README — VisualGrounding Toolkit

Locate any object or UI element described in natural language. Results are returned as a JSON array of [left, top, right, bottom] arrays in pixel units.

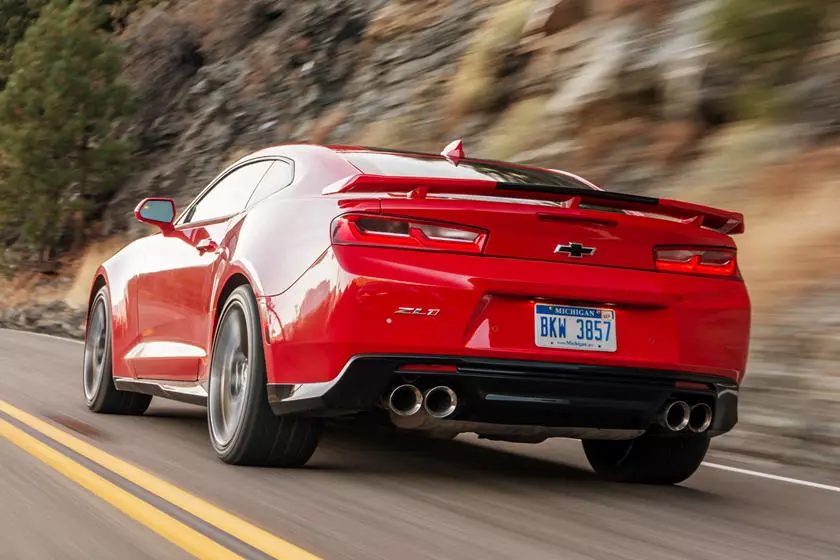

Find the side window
[[247, 160, 293, 208], [183, 161, 272, 224]]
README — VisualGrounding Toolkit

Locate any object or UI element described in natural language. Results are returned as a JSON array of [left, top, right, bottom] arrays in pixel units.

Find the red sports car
[[83, 142, 749, 484]]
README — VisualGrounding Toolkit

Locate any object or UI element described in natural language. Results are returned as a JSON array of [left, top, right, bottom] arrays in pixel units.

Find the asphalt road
[[1, 328, 839, 560]]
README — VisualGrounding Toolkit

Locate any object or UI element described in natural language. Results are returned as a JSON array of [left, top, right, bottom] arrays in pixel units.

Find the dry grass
[[0, 273, 60, 308], [480, 95, 552, 160], [353, 117, 420, 150], [447, 0, 533, 118], [64, 238, 134, 309], [0, 237, 130, 310]]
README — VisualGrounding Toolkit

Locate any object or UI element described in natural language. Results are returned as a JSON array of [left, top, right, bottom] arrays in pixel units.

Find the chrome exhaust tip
[[423, 386, 458, 419], [658, 401, 690, 432], [388, 384, 423, 417], [688, 403, 713, 433]]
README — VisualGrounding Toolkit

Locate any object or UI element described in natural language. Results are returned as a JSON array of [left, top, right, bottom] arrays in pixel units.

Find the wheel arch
[[87, 270, 108, 318], [214, 272, 253, 328], [208, 269, 276, 387]]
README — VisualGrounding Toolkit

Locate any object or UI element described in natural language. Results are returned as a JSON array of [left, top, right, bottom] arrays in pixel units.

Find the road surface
[[1, 328, 839, 560]]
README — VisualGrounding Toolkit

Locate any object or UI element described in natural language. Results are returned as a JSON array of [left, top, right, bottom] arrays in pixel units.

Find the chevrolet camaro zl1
[[82, 141, 749, 484]]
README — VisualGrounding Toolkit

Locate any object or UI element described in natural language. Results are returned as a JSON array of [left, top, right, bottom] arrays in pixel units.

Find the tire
[[208, 285, 322, 467], [83, 286, 152, 415], [582, 433, 710, 485]]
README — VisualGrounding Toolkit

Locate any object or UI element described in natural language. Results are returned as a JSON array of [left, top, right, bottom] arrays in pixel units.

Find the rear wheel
[[208, 285, 322, 467], [582, 433, 709, 485], [83, 287, 152, 415]]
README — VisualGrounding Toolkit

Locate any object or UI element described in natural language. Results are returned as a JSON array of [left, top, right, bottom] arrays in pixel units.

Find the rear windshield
[[341, 152, 596, 190]]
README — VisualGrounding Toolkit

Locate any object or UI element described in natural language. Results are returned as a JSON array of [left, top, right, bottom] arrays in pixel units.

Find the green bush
[[0, 0, 135, 258], [710, 0, 829, 66], [709, 0, 838, 121]]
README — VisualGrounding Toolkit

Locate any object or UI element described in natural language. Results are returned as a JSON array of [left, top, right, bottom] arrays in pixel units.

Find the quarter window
[[247, 160, 293, 208], [183, 161, 272, 224]]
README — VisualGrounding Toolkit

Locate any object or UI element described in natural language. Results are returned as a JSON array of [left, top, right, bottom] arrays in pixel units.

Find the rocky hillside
[[3, 0, 840, 467]]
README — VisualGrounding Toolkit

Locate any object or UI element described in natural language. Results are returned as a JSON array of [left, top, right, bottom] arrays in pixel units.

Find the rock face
[[0, 301, 86, 340], [787, 37, 840, 141], [106, 0, 485, 225]]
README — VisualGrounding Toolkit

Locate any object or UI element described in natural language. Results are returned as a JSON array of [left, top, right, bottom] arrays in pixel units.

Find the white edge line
[[703, 462, 840, 493], [0, 327, 84, 345]]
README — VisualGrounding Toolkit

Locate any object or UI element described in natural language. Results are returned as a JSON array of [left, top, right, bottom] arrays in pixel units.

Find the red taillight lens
[[332, 214, 488, 254], [655, 247, 739, 278]]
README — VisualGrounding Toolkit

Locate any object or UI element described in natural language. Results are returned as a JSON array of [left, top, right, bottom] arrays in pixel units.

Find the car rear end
[[262, 150, 749, 446]]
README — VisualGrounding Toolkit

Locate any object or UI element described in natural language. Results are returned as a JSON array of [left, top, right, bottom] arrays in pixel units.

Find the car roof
[[233, 143, 596, 188], [236, 143, 439, 163]]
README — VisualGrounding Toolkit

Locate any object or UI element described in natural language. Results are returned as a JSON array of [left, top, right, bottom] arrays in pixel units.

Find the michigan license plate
[[534, 304, 617, 352]]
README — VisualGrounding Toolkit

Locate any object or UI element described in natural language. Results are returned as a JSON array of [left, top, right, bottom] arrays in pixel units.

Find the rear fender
[[234, 195, 379, 297]]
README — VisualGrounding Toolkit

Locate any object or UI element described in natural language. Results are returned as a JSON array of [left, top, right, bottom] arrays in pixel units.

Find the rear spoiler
[[325, 175, 745, 235]]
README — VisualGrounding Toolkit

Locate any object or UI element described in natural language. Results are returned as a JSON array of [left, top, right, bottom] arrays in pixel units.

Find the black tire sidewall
[[208, 285, 268, 462], [84, 287, 115, 410], [583, 434, 710, 484]]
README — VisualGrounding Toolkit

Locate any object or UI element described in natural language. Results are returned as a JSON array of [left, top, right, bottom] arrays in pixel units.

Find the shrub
[[710, 0, 829, 66], [709, 0, 837, 121], [0, 0, 135, 259]]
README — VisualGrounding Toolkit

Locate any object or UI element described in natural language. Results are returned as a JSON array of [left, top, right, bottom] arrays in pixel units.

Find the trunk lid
[[377, 195, 735, 271]]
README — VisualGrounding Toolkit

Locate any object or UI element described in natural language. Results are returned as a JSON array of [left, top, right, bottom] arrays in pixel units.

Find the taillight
[[654, 247, 739, 278], [332, 214, 488, 254]]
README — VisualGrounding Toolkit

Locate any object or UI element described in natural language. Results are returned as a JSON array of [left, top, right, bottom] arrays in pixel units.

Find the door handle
[[196, 239, 219, 254]]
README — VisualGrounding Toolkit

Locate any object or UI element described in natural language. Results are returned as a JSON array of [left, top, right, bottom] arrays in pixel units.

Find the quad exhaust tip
[[424, 386, 458, 419], [688, 403, 713, 433], [658, 401, 713, 433], [659, 401, 690, 432], [388, 384, 423, 417]]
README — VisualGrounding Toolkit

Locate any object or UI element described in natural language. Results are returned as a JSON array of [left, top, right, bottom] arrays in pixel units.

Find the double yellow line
[[0, 399, 321, 560]]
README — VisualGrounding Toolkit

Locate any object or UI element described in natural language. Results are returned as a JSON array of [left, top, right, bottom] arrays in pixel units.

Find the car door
[[131, 160, 273, 380]]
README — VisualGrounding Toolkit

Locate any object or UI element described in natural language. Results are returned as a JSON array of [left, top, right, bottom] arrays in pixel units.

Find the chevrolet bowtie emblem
[[554, 242, 596, 258]]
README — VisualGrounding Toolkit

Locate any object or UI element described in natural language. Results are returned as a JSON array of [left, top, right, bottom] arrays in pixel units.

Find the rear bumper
[[267, 355, 739, 437], [259, 245, 747, 437]]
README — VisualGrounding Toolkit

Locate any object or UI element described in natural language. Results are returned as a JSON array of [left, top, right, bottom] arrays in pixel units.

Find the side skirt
[[114, 377, 208, 407]]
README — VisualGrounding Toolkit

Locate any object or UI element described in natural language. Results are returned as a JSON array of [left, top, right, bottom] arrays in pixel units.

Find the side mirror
[[134, 198, 176, 232]]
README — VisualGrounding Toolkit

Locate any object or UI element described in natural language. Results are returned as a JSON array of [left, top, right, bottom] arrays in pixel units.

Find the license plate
[[534, 304, 617, 352]]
